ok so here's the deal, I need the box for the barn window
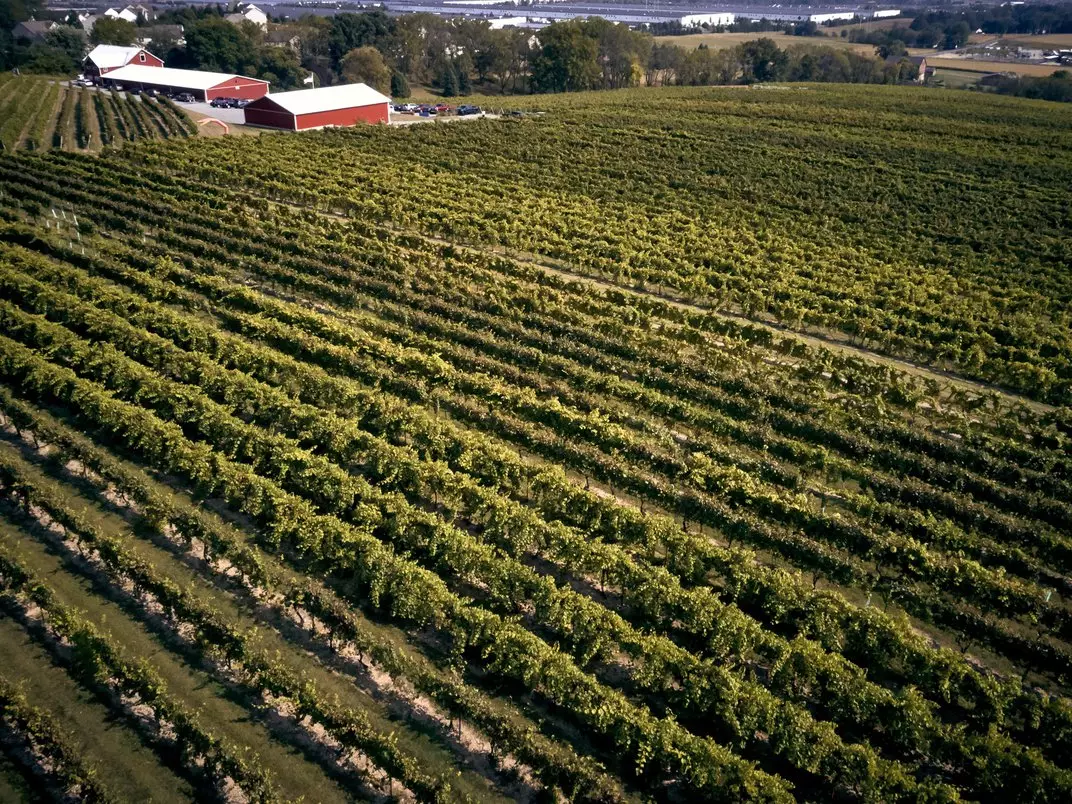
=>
[139,53,146,62]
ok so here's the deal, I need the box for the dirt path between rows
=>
[440,236,1055,414]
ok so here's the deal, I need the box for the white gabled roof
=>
[103,64,266,90]
[260,83,391,116]
[86,44,146,70]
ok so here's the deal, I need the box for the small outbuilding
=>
[243,83,390,131]
[84,44,162,79]
[100,64,269,101]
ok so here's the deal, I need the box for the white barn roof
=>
[260,83,390,115]
[86,44,146,70]
[103,64,265,90]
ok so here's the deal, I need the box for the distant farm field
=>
[1,84,1071,803]
[931,67,984,87]
[656,31,877,55]
[981,32,1072,48]
[926,57,1066,76]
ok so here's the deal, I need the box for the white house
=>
[103,5,153,23]
[225,4,268,28]
[104,7,137,22]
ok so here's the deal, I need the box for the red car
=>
[434,103,452,114]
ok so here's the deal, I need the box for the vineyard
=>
[0,83,1070,803]
[0,74,195,153]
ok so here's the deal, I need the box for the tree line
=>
[263,12,918,95]
[849,4,1072,51]
[3,1,1003,97]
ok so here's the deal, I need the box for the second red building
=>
[243,83,391,131]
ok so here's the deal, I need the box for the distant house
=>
[79,14,100,34]
[12,19,59,41]
[265,29,301,55]
[83,44,163,78]
[104,5,154,23]
[137,24,184,47]
[886,55,928,83]
[104,7,137,23]
[225,4,268,28]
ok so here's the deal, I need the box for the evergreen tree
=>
[440,63,458,96]
[456,60,472,94]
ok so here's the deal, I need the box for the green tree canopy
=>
[90,16,136,46]
[339,45,391,93]
[184,16,257,74]
[531,20,600,93]
[740,38,790,82]
[44,26,85,66]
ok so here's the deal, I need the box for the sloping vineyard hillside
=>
[0,84,1070,803]
[145,84,1072,405]
[0,76,194,153]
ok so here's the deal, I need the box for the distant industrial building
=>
[385,3,901,28]
[99,64,269,101]
[244,83,391,130]
[680,12,736,27]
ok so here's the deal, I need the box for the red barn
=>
[84,45,162,79]
[243,83,391,131]
[100,65,269,102]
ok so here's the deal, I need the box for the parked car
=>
[144,88,158,97]
[210,97,234,108]
[457,105,483,116]
[401,103,419,112]
[434,103,452,114]
[174,93,196,103]
[236,99,251,108]
[418,104,436,116]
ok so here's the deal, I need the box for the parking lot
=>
[174,101,247,125]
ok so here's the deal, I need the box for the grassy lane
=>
[0,607,193,802]
[0,522,354,804]
[8,436,517,804]
[0,748,39,803]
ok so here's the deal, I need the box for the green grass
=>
[3,437,513,803]
[0,610,193,802]
[0,519,353,804]
[0,746,40,804]
[931,68,983,89]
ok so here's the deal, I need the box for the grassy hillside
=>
[655,31,878,55]
[0,84,1070,803]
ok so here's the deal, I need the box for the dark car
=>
[128,87,141,96]
[209,97,232,108]
[457,105,483,116]
[174,93,196,103]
